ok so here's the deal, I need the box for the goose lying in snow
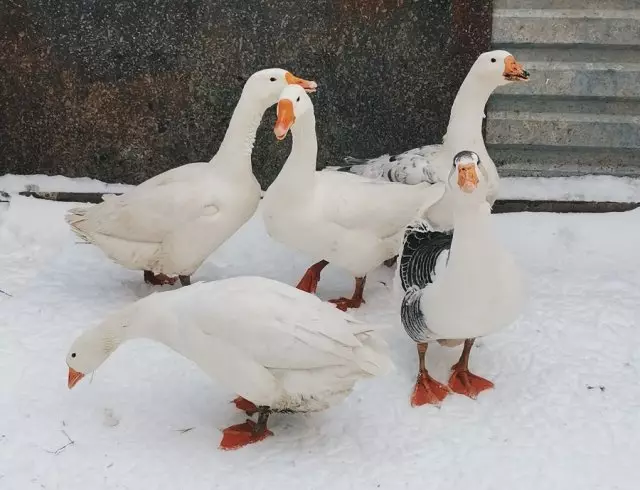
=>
[261,85,444,310]
[330,50,529,231]
[66,276,393,450]
[66,69,316,286]
[398,150,524,406]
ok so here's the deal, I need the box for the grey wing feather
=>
[329,145,442,185]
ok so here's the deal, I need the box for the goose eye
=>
[269,77,277,82]
[71,353,77,358]
[491,58,496,63]
[296,96,300,102]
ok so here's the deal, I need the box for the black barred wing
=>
[401,287,435,343]
[399,222,452,292]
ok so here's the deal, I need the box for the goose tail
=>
[352,328,395,377]
[65,207,93,242]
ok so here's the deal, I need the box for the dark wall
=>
[0,1,492,188]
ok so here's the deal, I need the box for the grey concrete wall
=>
[0,1,492,188]
[487,0,640,177]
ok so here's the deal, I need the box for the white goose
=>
[66,69,316,286]
[261,85,445,310]
[331,50,529,231]
[397,150,524,406]
[66,276,393,450]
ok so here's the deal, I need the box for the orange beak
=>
[503,55,529,82]
[457,164,479,193]
[274,99,295,140]
[68,367,85,389]
[285,72,317,93]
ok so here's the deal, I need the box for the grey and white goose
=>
[328,50,530,232]
[398,150,525,407]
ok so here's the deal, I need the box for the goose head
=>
[66,327,120,389]
[273,85,314,140]
[470,50,529,87]
[242,68,317,106]
[448,150,489,203]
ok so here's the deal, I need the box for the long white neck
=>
[272,109,318,193]
[214,90,267,171]
[443,75,497,151]
[447,198,499,271]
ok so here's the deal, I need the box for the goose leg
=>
[411,342,450,407]
[231,396,258,416]
[296,260,329,293]
[219,406,273,450]
[448,338,494,399]
[143,270,177,285]
[178,275,191,286]
[329,276,367,311]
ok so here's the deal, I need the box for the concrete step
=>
[493,60,640,98]
[489,95,640,116]
[496,45,640,64]
[489,146,640,177]
[486,111,640,148]
[493,9,640,46]
[494,0,638,9]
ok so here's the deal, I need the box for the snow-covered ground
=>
[0,174,132,194]
[3,172,640,202]
[2,193,640,490]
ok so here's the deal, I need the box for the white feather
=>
[67,277,394,412]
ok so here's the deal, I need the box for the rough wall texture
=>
[0,1,492,188]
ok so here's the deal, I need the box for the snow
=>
[0,174,132,194]
[3,173,640,202]
[500,175,640,203]
[2,194,640,490]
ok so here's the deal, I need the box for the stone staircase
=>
[486,0,640,177]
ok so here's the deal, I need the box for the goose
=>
[66,69,317,286]
[65,276,393,450]
[330,50,529,231]
[261,85,445,310]
[397,150,524,406]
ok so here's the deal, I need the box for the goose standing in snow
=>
[398,151,524,406]
[66,276,393,450]
[261,85,445,310]
[331,50,529,231]
[66,69,316,286]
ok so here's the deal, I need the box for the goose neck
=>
[444,76,496,147]
[277,111,318,187]
[216,91,267,164]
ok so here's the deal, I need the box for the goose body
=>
[399,206,523,342]
[330,50,529,230]
[262,85,445,309]
[66,69,317,285]
[66,276,392,448]
[397,151,524,406]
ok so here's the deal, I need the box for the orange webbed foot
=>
[219,420,273,450]
[328,297,365,311]
[144,271,178,286]
[296,269,321,294]
[411,371,450,407]
[232,396,258,416]
[448,367,494,399]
